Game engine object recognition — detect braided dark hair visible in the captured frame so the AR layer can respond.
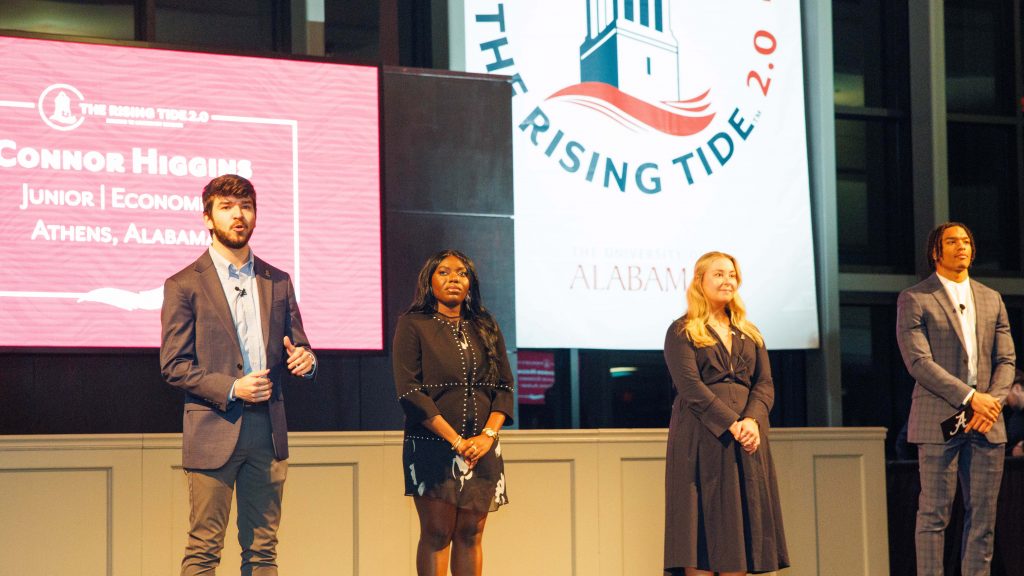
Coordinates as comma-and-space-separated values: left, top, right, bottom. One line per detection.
405, 250, 501, 382
926, 221, 975, 268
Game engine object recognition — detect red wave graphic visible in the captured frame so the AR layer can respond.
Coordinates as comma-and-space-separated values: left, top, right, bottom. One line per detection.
546, 82, 715, 137
677, 89, 711, 104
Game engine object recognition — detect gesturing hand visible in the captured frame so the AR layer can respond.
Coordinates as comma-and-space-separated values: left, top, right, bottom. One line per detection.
234, 369, 272, 403
1012, 441, 1024, 458
284, 336, 315, 376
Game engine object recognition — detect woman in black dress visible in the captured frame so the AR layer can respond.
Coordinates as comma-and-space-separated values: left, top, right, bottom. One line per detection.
393, 250, 514, 576
663, 251, 788, 576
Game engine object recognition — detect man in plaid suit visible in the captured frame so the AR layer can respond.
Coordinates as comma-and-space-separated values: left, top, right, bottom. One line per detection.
897, 222, 1015, 576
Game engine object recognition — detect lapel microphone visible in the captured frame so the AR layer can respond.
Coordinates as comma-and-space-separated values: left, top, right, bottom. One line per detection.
959, 303, 966, 314
235, 286, 247, 297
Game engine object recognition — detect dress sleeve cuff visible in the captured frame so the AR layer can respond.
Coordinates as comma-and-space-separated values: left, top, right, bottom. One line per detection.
963, 388, 976, 407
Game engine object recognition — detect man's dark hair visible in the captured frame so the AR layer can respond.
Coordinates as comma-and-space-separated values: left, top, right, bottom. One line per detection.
202, 174, 256, 215
926, 221, 975, 268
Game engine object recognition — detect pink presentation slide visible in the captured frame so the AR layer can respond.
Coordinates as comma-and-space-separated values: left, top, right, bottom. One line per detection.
0, 36, 382, 349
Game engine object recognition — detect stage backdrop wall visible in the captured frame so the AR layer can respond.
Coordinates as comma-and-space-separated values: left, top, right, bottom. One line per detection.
0, 427, 888, 576
0, 66, 514, 435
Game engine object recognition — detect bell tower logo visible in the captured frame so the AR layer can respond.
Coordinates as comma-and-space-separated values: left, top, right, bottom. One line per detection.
551, 0, 714, 136
38, 83, 85, 131
463, 1, 794, 194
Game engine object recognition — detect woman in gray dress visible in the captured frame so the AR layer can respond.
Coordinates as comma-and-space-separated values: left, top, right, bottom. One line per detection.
393, 249, 514, 576
663, 251, 788, 575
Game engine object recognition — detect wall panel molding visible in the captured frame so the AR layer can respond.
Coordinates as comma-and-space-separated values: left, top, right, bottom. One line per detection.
0, 428, 887, 575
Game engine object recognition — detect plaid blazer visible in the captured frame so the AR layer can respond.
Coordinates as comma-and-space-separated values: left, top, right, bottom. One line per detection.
896, 273, 1015, 444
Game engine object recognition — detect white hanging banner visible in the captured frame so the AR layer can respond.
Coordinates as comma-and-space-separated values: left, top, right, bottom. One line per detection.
455, 1, 819, 350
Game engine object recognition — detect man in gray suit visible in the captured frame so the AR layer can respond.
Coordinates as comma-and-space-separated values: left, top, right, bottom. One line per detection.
161, 174, 316, 575
897, 221, 1015, 576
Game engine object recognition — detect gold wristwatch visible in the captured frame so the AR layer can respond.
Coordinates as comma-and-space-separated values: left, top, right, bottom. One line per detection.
482, 427, 499, 439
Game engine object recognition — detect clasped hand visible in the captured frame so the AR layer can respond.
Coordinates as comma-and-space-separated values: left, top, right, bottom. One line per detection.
234, 369, 272, 403
729, 417, 760, 454
457, 434, 495, 469
965, 391, 1002, 434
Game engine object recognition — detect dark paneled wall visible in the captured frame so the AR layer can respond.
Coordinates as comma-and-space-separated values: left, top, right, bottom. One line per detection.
355, 67, 514, 432
0, 68, 513, 435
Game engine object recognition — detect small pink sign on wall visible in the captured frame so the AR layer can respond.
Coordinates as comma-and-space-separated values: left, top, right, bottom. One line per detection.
517, 350, 556, 405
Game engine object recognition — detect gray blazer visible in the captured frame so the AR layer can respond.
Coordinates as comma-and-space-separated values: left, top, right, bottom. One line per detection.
896, 273, 1015, 444
160, 251, 312, 469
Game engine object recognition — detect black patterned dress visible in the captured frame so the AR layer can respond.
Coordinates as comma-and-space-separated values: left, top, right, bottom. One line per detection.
392, 312, 514, 512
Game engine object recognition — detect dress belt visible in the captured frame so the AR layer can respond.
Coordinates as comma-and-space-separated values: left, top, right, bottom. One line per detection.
708, 379, 749, 387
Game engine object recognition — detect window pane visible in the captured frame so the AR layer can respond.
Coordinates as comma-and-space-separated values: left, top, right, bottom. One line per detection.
579, 350, 671, 428
325, 1, 379, 63
578, 346, 804, 429
840, 303, 915, 459
832, 0, 909, 109
947, 122, 1020, 272
835, 118, 914, 272
1004, 299, 1024, 358
155, 0, 276, 52
945, 0, 1015, 115
0, 0, 134, 40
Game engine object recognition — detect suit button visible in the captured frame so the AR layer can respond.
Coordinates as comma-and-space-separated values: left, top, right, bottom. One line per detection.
237, 363, 244, 370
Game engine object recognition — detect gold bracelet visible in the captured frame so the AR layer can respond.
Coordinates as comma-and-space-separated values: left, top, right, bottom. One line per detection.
451, 436, 464, 451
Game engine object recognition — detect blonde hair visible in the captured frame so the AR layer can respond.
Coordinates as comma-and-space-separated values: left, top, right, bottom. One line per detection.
676, 251, 764, 348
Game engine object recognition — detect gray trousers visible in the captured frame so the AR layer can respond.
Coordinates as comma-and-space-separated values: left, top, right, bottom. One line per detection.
916, 433, 1004, 576
181, 408, 288, 576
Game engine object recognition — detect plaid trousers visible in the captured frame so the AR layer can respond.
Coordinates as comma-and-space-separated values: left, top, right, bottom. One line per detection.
916, 434, 1004, 576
